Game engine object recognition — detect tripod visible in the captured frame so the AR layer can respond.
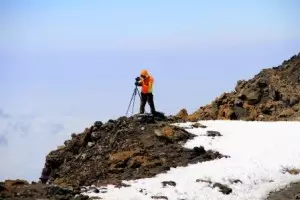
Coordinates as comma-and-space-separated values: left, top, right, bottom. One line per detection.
126, 86, 141, 116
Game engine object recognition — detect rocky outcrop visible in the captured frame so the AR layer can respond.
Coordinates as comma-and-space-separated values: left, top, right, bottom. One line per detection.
187, 53, 300, 121
40, 115, 224, 188
175, 108, 189, 120
0, 180, 86, 200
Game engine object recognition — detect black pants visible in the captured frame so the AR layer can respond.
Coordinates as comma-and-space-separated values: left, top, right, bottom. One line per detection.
140, 93, 156, 114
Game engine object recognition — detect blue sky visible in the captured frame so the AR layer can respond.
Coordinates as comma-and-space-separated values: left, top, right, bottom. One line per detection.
0, 0, 300, 181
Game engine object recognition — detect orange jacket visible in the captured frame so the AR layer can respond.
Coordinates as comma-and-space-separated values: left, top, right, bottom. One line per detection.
139, 75, 154, 94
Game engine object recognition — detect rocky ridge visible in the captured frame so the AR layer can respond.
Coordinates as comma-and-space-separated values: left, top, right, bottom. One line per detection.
177, 53, 300, 121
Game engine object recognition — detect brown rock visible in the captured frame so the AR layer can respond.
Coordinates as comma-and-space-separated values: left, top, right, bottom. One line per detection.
279, 109, 294, 118
191, 122, 207, 128
109, 151, 135, 164
127, 156, 148, 168
155, 125, 190, 143
290, 96, 300, 106
293, 104, 300, 112
283, 168, 300, 175
176, 108, 188, 119
246, 91, 262, 105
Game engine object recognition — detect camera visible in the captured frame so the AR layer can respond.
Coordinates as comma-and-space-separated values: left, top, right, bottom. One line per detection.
135, 77, 141, 81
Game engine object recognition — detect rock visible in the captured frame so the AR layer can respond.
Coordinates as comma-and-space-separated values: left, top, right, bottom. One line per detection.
207, 131, 222, 137
192, 146, 206, 156
196, 179, 212, 184
102, 121, 115, 131
136, 113, 155, 123
0, 182, 6, 192
234, 99, 243, 107
139, 188, 147, 194
191, 123, 207, 128
94, 121, 103, 128
279, 109, 294, 118
155, 125, 191, 143
127, 156, 147, 168
154, 129, 163, 137
93, 188, 100, 193
262, 106, 272, 115
87, 142, 95, 148
283, 168, 300, 175
109, 151, 135, 167
246, 91, 262, 105
295, 193, 300, 199
235, 80, 247, 92
293, 104, 300, 112
269, 89, 281, 101
176, 109, 188, 119
91, 132, 99, 140
151, 196, 168, 200
213, 183, 232, 195
233, 106, 247, 118
46, 186, 73, 196
229, 179, 243, 184
74, 194, 90, 200
257, 77, 268, 87
290, 96, 299, 106
162, 181, 176, 187
83, 131, 92, 144
114, 183, 131, 188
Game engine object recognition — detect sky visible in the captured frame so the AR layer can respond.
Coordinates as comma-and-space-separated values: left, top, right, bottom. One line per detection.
0, 0, 300, 181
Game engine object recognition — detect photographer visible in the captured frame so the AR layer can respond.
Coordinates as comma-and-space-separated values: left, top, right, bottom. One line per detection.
135, 69, 156, 115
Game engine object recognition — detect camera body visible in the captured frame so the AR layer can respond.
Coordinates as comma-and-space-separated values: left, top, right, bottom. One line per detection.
135, 77, 141, 86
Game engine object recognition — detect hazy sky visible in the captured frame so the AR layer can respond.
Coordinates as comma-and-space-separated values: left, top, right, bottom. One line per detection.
0, 0, 300, 181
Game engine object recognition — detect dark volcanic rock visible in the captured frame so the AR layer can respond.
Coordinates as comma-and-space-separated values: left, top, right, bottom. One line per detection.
152, 196, 168, 200
207, 131, 222, 137
39, 115, 224, 188
74, 195, 90, 200
0, 181, 81, 200
195, 179, 233, 195
162, 181, 176, 187
213, 183, 233, 195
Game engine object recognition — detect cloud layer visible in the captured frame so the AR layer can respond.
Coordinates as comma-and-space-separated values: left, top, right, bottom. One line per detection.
0, 108, 90, 182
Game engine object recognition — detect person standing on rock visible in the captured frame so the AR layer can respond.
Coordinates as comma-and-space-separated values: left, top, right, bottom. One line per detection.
135, 69, 156, 115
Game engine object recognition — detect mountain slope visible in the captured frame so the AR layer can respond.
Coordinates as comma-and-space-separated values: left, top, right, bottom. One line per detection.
184, 53, 300, 121
40, 116, 223, 188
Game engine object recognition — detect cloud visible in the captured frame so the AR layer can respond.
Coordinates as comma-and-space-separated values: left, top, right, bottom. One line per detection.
0, 108, 89, 182
0, 109, 11, 118
0, 135, 8, 146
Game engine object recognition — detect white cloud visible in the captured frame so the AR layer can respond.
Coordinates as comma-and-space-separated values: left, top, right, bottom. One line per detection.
0, 109, 11, 119
0, 108, 90, 182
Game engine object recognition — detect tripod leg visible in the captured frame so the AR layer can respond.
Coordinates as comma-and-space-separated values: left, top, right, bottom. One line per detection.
132, 89, 136, 115
136, 87, 141, 99
126, 88, 136, 116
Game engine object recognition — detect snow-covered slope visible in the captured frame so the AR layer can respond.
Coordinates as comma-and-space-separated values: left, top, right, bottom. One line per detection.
84, 121, 300, 200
